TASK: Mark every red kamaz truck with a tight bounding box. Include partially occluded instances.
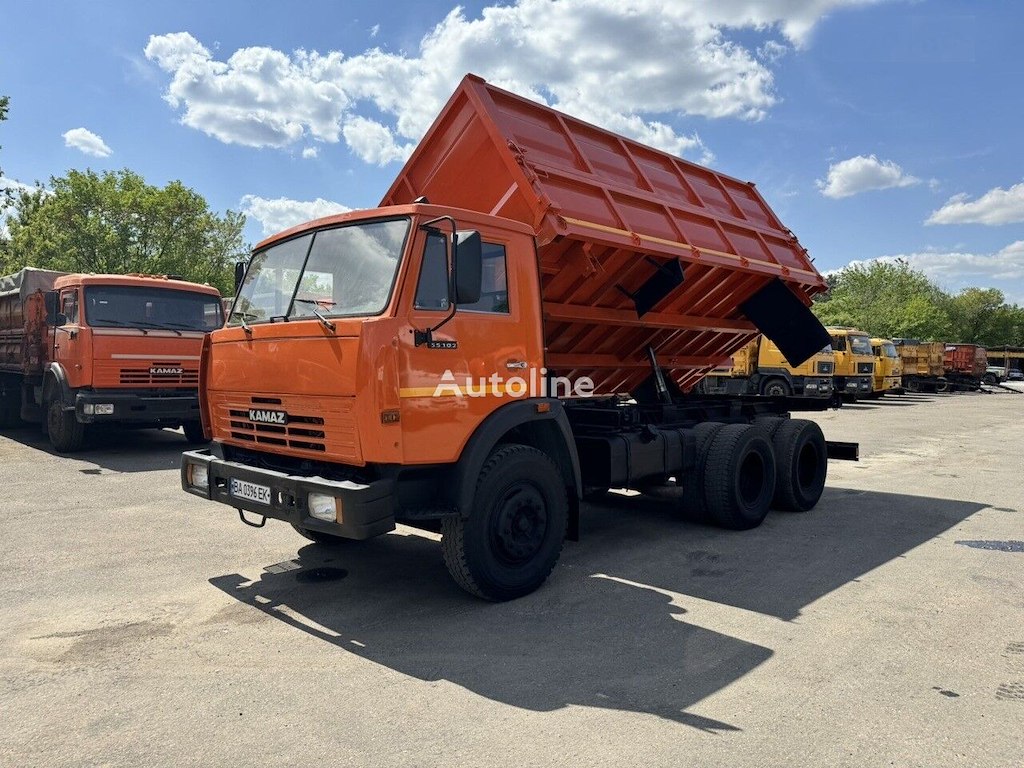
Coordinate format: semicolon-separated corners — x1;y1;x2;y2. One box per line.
182;75;856;600
0;269;223;451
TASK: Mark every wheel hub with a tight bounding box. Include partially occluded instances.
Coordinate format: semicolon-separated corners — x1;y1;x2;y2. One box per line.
491;483;547;564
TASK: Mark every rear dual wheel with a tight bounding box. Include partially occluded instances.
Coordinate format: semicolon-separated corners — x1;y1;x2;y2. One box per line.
771;419;827;512
703;424;776;530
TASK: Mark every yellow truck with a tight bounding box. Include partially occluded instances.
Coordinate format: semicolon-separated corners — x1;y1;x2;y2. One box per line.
870;337;902;396
827;327;874;400
892;338;948;392
701;335;834;400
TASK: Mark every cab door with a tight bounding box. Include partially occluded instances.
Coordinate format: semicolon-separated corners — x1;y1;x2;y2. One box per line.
398;228;543;464
53;287;87;388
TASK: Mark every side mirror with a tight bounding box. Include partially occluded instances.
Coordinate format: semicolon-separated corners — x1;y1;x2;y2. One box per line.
233;261;247;294
44;291;59;325
56;312;68;327
453;230;482;305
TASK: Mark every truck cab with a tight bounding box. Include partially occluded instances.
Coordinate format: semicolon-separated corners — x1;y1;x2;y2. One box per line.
37;273;221;449
870;338;902;396
827;327;874;400
702;336;834;399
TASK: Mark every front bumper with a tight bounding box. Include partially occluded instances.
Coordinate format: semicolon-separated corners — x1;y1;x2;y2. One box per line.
801;378;833;397
76;390;200;424
181;448;396;540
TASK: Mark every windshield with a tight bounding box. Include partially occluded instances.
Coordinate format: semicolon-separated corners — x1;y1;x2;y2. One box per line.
850;335;872;356
230;218;409;325
84;286;223;332
882;342;898;358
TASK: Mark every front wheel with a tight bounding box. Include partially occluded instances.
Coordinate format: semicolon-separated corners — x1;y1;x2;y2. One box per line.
46;397;85;452
182;420;208;444
759;378;791;398
442;444;568;601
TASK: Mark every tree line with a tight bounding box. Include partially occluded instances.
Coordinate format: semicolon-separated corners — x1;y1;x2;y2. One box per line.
812;260;1024;347
1;95;246;296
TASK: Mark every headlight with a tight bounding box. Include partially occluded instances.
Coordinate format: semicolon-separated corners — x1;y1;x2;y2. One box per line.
187;463;209;490
95;404;114;415
308;493;342;523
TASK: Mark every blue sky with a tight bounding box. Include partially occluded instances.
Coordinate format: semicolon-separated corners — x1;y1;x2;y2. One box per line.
3;0;1024;302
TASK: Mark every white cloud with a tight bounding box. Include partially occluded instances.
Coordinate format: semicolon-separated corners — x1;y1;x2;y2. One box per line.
925;182;1024;226
843;241;1024;303
817;154;920;199
239;194;351;236
301;147;319;159
62;127;113;157
145;1;885;165
370;24;380;38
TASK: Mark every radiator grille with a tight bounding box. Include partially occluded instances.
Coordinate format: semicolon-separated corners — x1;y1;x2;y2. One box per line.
119;366;198;386
228;401;327;453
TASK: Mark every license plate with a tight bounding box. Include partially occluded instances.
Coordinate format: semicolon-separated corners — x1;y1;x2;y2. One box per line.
230;478;272;506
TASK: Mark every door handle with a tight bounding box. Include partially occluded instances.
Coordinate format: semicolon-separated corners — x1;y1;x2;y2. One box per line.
505;360;528;370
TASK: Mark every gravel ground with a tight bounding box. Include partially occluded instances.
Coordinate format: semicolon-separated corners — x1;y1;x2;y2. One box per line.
1;389;1022;767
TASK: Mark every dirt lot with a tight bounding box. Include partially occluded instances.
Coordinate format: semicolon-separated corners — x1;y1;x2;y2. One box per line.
1;390;1022;767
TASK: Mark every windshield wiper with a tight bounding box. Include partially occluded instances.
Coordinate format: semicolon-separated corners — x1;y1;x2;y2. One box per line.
293;298;336;333
94;319;149;335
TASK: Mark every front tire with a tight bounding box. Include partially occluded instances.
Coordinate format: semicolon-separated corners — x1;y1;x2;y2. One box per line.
442;444;568;601
182;420;208;444
46;397;85;452
760;378;791;397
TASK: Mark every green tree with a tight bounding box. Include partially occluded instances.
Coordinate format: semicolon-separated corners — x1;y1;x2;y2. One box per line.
1;168;246;295
944;288;1024;346
812;259;951;340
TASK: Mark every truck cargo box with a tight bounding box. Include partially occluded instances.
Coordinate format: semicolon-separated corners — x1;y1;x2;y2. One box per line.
944;343;987;377
0;267;66;375
383;75;829;395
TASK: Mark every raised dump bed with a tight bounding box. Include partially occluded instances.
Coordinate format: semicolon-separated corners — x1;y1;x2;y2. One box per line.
383;75;829;394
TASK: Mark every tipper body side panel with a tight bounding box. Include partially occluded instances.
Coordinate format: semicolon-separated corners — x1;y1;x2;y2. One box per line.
383;74;828;395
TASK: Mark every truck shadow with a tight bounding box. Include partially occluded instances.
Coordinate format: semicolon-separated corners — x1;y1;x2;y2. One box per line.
0;423;194;473
208;487;985;729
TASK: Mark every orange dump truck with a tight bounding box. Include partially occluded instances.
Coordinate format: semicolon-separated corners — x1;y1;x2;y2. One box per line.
182;75;856;600
943;343;988;389
0;269;223;451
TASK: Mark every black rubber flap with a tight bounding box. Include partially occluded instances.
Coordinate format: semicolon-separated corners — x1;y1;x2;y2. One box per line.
740;278;831;367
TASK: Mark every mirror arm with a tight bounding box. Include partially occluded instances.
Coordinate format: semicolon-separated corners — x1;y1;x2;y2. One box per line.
414;215;459;347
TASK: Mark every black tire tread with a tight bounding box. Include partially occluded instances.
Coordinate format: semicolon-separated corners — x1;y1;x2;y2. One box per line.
704;424;775;530
441;443;567;601
47;398;85;452
772;419;827;512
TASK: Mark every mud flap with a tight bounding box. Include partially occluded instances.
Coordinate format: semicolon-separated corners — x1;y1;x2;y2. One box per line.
741;278;831;367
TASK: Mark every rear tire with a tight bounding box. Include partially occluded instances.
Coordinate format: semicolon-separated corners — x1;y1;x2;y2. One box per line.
441;444;568;601
771;419;827;512
703;424;776;530
46;397;85;453
675;422;725;521
0;386;20;429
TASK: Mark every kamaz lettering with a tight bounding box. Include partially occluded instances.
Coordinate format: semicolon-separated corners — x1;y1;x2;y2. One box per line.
248;409;288;425
150;367;184;375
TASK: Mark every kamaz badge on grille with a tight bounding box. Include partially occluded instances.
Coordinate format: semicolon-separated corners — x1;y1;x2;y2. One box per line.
150;367;183;375
248;409;288;425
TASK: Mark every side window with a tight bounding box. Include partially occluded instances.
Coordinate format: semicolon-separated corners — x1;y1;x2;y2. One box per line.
61;290;79;324
831;335;846;352
414;233;450;311
461;243;509;314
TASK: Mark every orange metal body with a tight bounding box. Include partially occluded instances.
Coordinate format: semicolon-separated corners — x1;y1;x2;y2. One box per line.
382;75;825;395
943;344;987;377
204;75;827;470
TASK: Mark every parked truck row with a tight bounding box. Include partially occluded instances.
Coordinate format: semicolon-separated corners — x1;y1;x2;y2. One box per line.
179;74;861;601
0;269;223;451
5;76;1010;601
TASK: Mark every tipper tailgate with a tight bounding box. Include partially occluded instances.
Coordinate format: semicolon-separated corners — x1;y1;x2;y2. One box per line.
384;74;829;394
